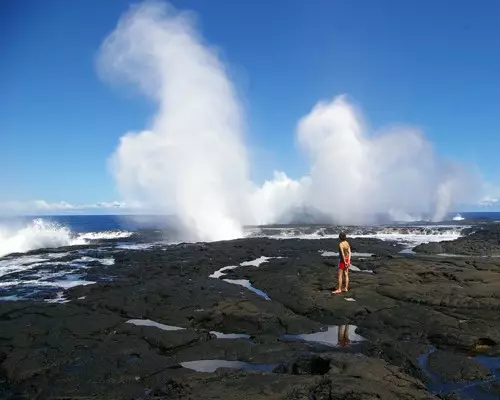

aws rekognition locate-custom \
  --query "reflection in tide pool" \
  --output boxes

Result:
[283,325,365,347]
[180,359,278,373]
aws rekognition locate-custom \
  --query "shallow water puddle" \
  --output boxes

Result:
[418,348,500,399]
[222,278,271,300]
[209,265,238,279]
[282,325,365,347]
[180,359,278,373]
[126,319,250,339]
[210,331,251,339]
[126,319,185,331]
[399,248,417,255]
[210,256,278,300]
[210,256,278,279]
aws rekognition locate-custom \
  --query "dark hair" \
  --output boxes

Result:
[339,232,347,241]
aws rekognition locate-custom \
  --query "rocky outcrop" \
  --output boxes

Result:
[1,232,500,398]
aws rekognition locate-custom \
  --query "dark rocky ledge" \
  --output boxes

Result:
[1,231,500,399]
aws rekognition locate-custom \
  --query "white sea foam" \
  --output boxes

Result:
[0,278,95,289]
[249,225,466,247]
[78,231,133,240]
[72,256,115,266]
[0,219,86,258]
[452,213,465,221]
[0,218,134,258]
[116,242,157,250]
[45,292,70,304]
[350,229,463,247]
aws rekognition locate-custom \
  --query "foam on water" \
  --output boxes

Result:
[116,242,158,250]
[0,218,134,258]
[0,255,50,278]
[45,292,69,304]
[452,213,465,221]
[247,225,467,247]
[0,219,86,258]
[71,256,115,266]
[78,231,133,240]
[0,250,118,301]
[350,226,465,247]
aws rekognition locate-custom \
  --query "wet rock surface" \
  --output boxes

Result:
[1,231,500,398]
[414,224,500,255]
[427,351,492,382]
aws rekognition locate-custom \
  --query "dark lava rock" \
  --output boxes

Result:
[427,351,492,382]
[5,232,500,399]
[416,224,500,256]
[436,393,462,400]
[413,242,444,254]
[151,353,436,400]
[479,380,500,396]
[274,354,331,375]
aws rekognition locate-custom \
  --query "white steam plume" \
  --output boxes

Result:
[285,96,477,224]
[98,1,251,241]
[99,1,479,241]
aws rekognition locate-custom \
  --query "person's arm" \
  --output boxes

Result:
[341,243,350,265]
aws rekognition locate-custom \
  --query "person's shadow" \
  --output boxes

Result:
[338,325,351,347]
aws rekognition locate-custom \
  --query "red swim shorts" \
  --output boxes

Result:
[338,259,350,270]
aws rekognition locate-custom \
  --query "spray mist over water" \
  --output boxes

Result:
[98,1,251,241]
[99,0,478,241]
[0,219,85,258]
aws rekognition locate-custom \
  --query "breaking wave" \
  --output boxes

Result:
[0,219,133,258]
[78,231,133,240]
[246,225,467,246]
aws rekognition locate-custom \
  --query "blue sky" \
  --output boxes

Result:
[1,0,499,213]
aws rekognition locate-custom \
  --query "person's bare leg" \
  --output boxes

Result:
[338,325,344,343]
[343,269,349,292]
[332,269,343,294]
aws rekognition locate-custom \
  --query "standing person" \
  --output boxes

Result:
[332,232,351,294]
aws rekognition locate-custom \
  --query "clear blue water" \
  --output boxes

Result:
[459,212,500,220]
[1,211,499,233]
[0,214,175,233]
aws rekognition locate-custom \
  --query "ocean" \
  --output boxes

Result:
[0,211,498,302]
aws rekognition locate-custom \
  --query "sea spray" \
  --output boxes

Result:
[99,0,480,242]
[0,219,85,258]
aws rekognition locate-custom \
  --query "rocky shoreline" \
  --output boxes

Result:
[1,228,500,399]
